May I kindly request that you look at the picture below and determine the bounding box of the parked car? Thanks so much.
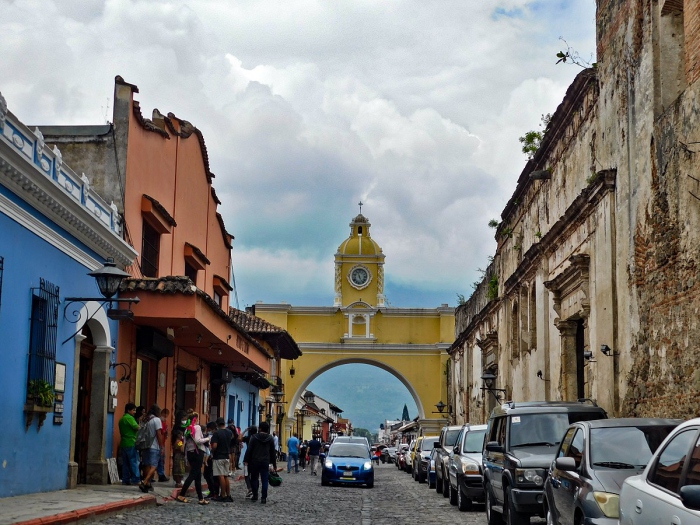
[404,439,417,472]
[435,424,463,496]
[483,400,608,525]
[397,444,409,470]
[619,417,700,524]
[428,446,439,488]
[382,446,397,464]
[414,435,440,483]
[321,441,374,488]
[447,423,487,511]
[544,418,681,525]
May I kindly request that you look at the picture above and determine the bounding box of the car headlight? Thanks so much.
[364,461,373,470]
[515,468,544,486]
[461,462,480,476]
[324,460,333,468]
[593,492,620,518]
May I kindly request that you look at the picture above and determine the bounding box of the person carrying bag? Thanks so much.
[175,412,210,505]
[243,421,277,504]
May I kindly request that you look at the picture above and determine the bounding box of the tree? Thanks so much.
[353,427,373,441]
[401,404,410,421]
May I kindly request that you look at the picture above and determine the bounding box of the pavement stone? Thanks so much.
[91,463,545,525]
[0,464,545,524]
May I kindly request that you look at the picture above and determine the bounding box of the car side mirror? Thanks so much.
[555,457,577,471]
[485,441,503,453]
[680,485,700,510]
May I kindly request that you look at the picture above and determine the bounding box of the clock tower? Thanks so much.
[334,213,385,308]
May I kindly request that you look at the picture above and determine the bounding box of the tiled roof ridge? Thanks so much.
[120,276,270,357]
[132,100,170,139]
[184,241,211,265]
[216,213,233,249]
[164,112,216,184]
[229,308,284,333]
[143,194,177,226]
[213,274,233,291]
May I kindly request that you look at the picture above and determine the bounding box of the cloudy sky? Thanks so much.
[2,0,596,308]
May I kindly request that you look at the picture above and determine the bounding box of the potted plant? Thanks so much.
[26,379,55,409]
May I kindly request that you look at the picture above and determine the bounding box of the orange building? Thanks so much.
[41,76,294,483]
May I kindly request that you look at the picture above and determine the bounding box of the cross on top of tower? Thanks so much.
[358,201,363,214]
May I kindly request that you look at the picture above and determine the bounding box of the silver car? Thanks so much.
[619,417,700,524]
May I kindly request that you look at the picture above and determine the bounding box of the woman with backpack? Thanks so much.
[175,412,210,505]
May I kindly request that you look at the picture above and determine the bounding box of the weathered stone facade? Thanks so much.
[450,0,700,423]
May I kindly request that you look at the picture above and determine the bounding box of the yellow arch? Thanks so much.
[286,357,425,420]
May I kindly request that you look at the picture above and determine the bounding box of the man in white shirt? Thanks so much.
[139,404,164,492]
[273,431,279,459]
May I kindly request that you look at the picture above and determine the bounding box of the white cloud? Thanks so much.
[0,0,596,307]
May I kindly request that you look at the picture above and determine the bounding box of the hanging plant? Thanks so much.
[28,379,55,407]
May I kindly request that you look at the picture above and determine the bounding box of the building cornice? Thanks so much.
[0,104,137,267]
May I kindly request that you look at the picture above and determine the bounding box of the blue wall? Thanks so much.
[224,379,260,432]
[0,191,119,497]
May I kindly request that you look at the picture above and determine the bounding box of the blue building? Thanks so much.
[0,91,137,497]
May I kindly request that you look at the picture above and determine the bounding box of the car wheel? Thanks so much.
[435,471,443,493]
[321,475,329,487]
[449,481,458,505]
[428,475,435,489]
[442,469,450,498]
[457,482,472,511]
[485,483,501,525]
[504,485,529,525]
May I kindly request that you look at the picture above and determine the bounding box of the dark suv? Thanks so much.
[482,400,607,525]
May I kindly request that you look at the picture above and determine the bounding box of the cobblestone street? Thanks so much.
[94,463,503,525]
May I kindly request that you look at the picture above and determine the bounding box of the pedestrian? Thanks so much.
[287,432,300,473]
[227,419,239,475]
[118,403,141,485]
[243,420,277,504]
[307,434,322,476]
[156,408,170,482]
[138,404,165,493]
[172,429,185,488]
[210,417,233,502]
[240,426,257,498]
[202,422,219,499]
[272,431,279,460]
[175,412,210,505]
[299,440,308,471]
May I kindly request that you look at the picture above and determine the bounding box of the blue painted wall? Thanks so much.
[224,379,260,432]
[0,188,119,497]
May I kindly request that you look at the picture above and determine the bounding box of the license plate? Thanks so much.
[343,471,353,477]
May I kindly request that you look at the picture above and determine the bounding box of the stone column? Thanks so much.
[555,320,578,401]
[86,345,112,484]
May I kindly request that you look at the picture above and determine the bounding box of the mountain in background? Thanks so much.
[307,364,418,432]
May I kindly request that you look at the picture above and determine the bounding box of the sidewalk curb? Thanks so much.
[13,494,157,525]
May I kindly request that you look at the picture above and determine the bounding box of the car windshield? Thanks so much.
[463,429,486,453]
[590,425,678,469]
[421,438,439,451]
[510,414,591,448]
[329,444,370,458]
[444,429,461,447]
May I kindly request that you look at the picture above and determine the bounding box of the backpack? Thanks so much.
[135,416,156,450]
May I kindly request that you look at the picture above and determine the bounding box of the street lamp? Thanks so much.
[289,364,295,378]
[62,258,140,343]
[481,371,507,402]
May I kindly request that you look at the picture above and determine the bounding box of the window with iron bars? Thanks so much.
[27,278,59,394]
[141,220,160,278]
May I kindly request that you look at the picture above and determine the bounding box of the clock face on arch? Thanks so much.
[348,265,371,289]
